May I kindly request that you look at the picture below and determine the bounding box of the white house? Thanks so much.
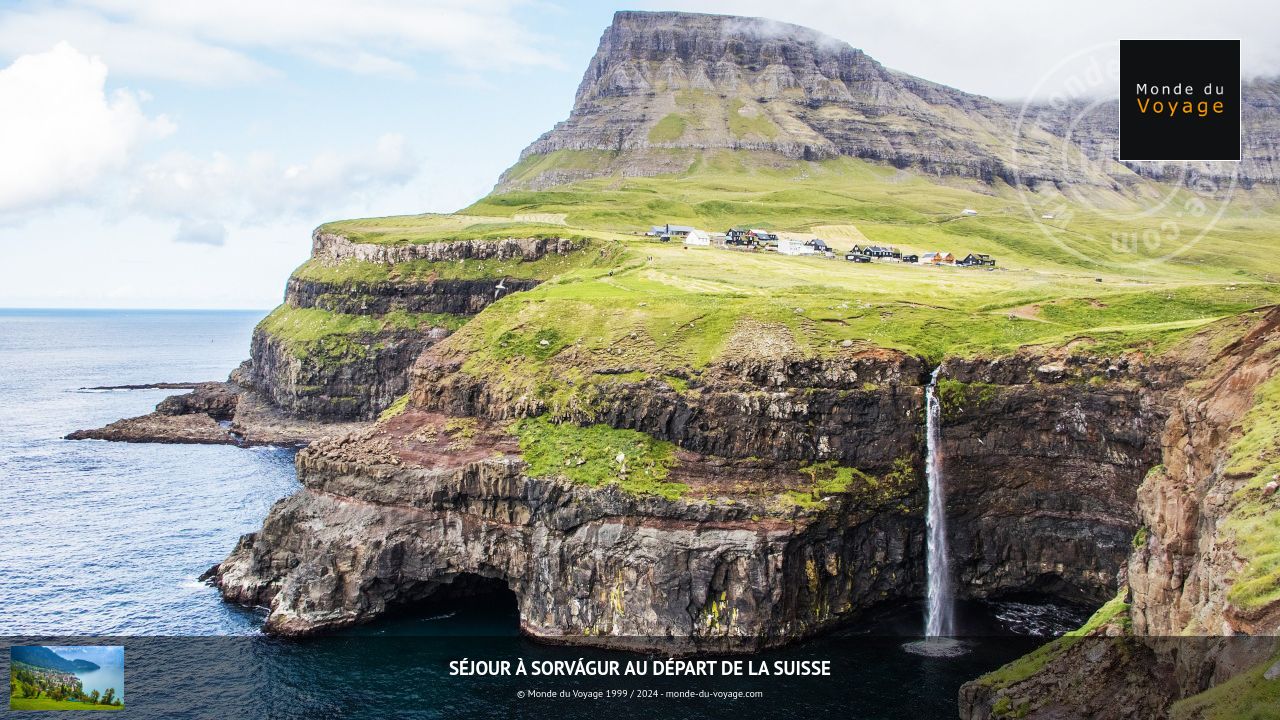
[683,229,711,246]
[961,208,979,216]
[776,237,815,256]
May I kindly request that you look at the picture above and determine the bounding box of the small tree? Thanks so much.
[89,690,100,705]
[102,688,115,706]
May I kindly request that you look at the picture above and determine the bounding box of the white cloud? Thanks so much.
[0,0,560,85]
[0,42,420,239]
[0,8,271,85]
[173,219,227,246]
[0,42,173,215]
[130,133,420,233]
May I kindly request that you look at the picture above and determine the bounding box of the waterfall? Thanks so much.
[923,366,954,638]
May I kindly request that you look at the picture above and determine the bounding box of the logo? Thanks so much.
[1119,40,1241,161]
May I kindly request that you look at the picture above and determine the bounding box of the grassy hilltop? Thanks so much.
[311,154,1280,392]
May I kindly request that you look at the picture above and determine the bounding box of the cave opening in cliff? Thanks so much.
[386,573,520,630]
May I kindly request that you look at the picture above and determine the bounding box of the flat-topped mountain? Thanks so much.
[504,11,1095,189]
[500,10,1275,192]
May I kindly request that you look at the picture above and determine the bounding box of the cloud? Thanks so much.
[130,133,420,230]
[0,42,173,215]
[173,219,227,246]
[0,8,270,85]
[0,0,560,85]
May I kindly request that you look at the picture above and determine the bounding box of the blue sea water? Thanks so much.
[0,309,296,636]
[0,309,1089,719]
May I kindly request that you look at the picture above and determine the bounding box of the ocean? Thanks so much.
[0,309,1086,719]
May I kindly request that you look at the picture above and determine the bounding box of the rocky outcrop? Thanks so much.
[412,348,927,470]
[155,381,239,419]
[209,411,924,650]
[285,276,540,316]
[234,232,586,422]
[959,307,1280,719]
[66,382,369,446]
[311,231,583,265]
[240,324,450,421]
[209,333,1215,646]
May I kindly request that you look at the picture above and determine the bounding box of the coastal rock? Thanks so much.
[66,383,368,447]
[210,412,924,650]
[958,307,1280,719]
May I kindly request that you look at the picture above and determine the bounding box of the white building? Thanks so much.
[776,237,815,256]
[683,229,711,246]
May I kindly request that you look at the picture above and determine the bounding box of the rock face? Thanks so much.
[209,336,1200,648]
[958,308,1280,719]
[311,231,582,265]
[285,276,541,316]
[210,410,924,650]
[239,323,450,421]
[939,352,1179,604]
[501,11,1103,191]
[235,231,584,421]
[412,348,928,471]
[498,11,1278,193]
[1026,77,1280,191]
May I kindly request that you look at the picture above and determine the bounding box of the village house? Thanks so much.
[849,244,900,259]
[724,227,778,246]
[647,224,695,242]
[776,236,815,256]
[683,229,711,246]
[920,251,957,265]
[957,253,996,267]
[805,238,834,256]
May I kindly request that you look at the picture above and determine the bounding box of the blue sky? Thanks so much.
[48,645,124,667]
[0,0,1275,308]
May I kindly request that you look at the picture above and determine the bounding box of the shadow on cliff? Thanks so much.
[339,573,521,637]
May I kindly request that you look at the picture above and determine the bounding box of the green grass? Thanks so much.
[1170,650,1280,720]
[727,99,779,139]
[974,587,1131,692]
[1223,373,1280,612]
[259,306,467,346]
[257,306,468,368]
[514,416,687,500]
[291,239,624,285]
[318,213,589,246]
[10,696,123,711]
[378,393,411,422]
[936,379,998,417]
[782,457,916,509]
[649,113,689,143]
[307,152,1280,418]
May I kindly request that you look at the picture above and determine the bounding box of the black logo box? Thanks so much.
[1119,39,1240,161]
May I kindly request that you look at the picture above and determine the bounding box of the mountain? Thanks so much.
[499,10,1276,193]
[10,646,99,673]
